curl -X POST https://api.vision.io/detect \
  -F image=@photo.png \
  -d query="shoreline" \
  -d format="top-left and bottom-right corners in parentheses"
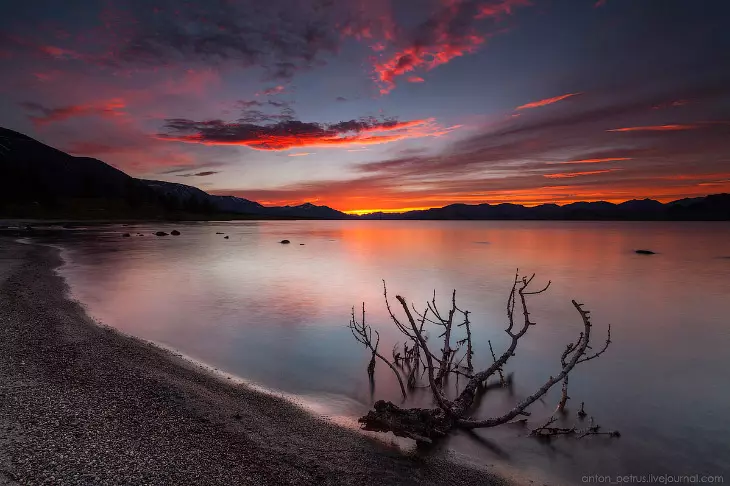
top-left (0, 237), bottom-right (514, 485)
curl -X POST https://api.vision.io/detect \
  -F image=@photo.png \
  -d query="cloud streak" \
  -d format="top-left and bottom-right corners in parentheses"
top-left (607, 124), bottom-right (701, 132)
top-left (177, 171), bottom-right (220, 177)
top-left (516, 92), bottom-right (581, 110)
top-left (543, 169), bottom-right (621, 179)
top-left (20, 99), bottom-right (127, 127)
top-left (552, 157), bottom-right (632, 165)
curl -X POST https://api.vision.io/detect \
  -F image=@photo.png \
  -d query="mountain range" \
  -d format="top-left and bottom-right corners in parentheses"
top-left (1, 126), bottom-right (728, 221)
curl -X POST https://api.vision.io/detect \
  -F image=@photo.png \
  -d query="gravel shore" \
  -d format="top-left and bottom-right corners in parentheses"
top-left (0, 238), bottom-right (513, 485)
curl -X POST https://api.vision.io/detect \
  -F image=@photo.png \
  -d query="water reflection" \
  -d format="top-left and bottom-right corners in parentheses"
top-left (55, 221), bottom-right (730, 484)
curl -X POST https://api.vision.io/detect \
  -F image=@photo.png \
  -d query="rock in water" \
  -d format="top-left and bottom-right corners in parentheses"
top-left (155, 231), bottom-right (169, 237)
top-left (171, 230), bottom-right (181, 236)
top-left (635, 249), bottom-right (655, 255)
top-left (122, 233), bottom-right (131, 237)
top-left (280, 239), bottom-right (291, 244)
top-left (224, 236), bottom-right (229, 239)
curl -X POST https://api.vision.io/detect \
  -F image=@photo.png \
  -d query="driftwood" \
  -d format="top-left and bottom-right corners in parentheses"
top-left (350, 272), bottom-right (617, 444)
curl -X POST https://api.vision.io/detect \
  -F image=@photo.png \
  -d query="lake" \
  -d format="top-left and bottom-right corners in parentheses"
top-left (52, 220), bottom-right (730, 484)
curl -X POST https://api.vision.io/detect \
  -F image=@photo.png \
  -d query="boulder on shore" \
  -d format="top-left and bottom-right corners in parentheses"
top-left (280, 239), bottom-right (291, 244)
top-left (155, 231), bottom-right (169, 237)
top-left (635, 249), bottom-right (655, 255)
top-left (171, 230), bottom-right (181, 236)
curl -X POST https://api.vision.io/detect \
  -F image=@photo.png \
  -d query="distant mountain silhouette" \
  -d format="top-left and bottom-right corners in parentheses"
top-left (359, 195), bottom-right (730, 220)
top-left (0, 127), bottom-right (350, 219)
top-left (1, 126), bottom-right (728, 220)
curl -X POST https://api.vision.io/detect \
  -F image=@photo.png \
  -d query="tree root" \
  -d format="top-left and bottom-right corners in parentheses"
top-left (358, 400), bottom-right (453, 444)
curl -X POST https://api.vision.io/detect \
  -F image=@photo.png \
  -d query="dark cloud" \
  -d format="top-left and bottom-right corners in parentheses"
top-left (156, 116), bottom-right (440, 150)
top-left (20, 99), bottom-right (126, 126)
top-left (106, 0), bottom-right (344, 81)
top-left (267, 100), bottom-right (292, 109)
top-left (177, 171), bottom-right (220, 177)
top-left (236, 100), bottom-right (264, 109)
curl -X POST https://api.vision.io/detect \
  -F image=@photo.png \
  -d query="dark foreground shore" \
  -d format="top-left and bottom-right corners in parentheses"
top-left (0, 238), bottom-right (512, 485)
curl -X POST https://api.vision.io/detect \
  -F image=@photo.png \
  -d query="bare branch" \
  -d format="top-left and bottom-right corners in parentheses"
top-left (348, 303), bottom-right (407, 399)
top-left (578, 324), bottom-right (611, 363)
top-left (457, 300), bottom-right (597, 429)
top-left (451, 274), bottom-right (545, 417)
top-left (488, 340), bottom-right (506, 386)
top-left (456, 308), bottom-right (474, 374)
top-left (394, 295), bottom-right (451, 411)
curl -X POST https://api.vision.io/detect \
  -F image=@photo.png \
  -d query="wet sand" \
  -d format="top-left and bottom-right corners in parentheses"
top-left (0, 238), bottom-right (514, 485)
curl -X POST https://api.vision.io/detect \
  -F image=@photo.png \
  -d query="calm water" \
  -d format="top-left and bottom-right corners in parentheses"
top-left (53, 221), bottom-right (730, 484)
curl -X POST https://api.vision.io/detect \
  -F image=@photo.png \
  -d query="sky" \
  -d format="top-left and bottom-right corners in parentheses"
top-left (1, 0), bottom-right (729, 214)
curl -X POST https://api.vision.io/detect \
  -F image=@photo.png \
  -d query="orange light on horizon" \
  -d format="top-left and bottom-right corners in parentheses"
top-left (216, 178), bottom-right (730, 216)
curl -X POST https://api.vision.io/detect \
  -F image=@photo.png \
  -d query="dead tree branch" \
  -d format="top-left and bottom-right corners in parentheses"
top-left (349, 303), bottom-right (407, 399)
top-left (352, 273), bottom-right (617, 444)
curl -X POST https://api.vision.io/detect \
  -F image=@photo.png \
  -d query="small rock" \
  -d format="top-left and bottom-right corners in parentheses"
top-left (216, 232), bottom-right (225, 235)
top-left (280, 239), bottom-right (291, 244)
top-left (122, 233), bottom-right (131, 237)
top-left (299, 243), bottom-right (305, 245)
top-left (233, 413), bottom-right (242, 421)
top-left (635, 249), bottom-right (655, 255)
top-left (171, 230), bottom-right (181, 236)
top-left (155, 231), bottom-right (169, 237)
top-left (224, 236), bottom-right (229, 239)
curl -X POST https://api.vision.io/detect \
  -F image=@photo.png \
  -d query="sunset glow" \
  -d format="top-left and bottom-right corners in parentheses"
top-left (0, 0), bottom-right (728, 213)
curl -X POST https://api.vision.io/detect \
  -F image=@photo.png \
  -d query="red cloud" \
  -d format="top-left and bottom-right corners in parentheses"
top-left (516, 92), bottom-right (581, 110)
top-left (554, 157), bottom-right (632, 165)
top-left (287, 152), bottom-right (314, 157)
top-left (39, 45), bottom-right (86, 60)
top-left (375, 36), bottom-right (484, 95)
top-left (21, 99), bottom-right (127, 127)
top-left (607, 124), bottom-right (700, 132)
top-left (407, 76), bottom-right (425, 83)
top-left (373, 0), bottom-right (528, 94)
top-left (544, 169), bottom-right (620, 179)
top-left (256, 85), bottom-right (286, 96)
top-left (477, 0), bottom-right (532, 18)
top-left (157, 117), bottom-right (457, 151)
